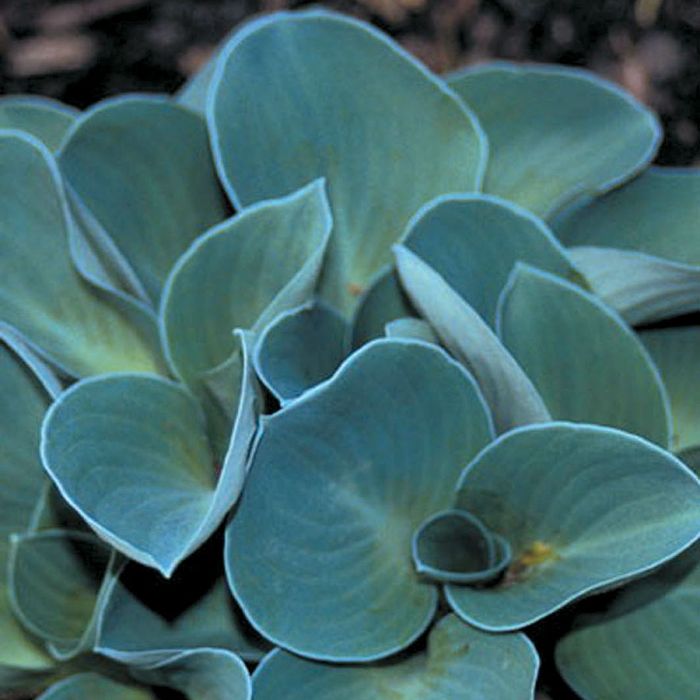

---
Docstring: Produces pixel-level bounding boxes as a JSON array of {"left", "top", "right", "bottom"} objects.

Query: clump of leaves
[{"left": 1, "top": 9, "right": 699, "bottom": 700}]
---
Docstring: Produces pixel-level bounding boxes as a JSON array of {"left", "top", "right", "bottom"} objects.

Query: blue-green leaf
[
  {"left": 254, "top": 303, "right": 348, "bottom": 403},
  {"left": 209, "top": 9, "right": 486, "bottom": 315},
  {"left": 8, "top": 529, "right": 118, "bottom": 660},
  {"left": 160, "top": 180, "right": 331, "bottom": 394},
  {"left": 37, "top": 673, "right": 155, "bottom": 700},
  {"left": 253, "top": 615, "right": 539, "bottom": 700},
  {"left": 402, "top": 194, "right": 577, "bottom": 326},
  {"left": 41, "top": 371, "right": 250, "bottom": 577},
  {"left": 557, "top": 167, "right": 700, "bottom": 323},
  {"left": 497, "top": 265, "right": 670, "bottom": 446},
  {"left": 385, "top": 317, "right": 438, "bottom": 343},
  {"left": 0, "top": 96, "right": 77, "bottom": 150},
  {"left": 225, "top": 339, "right": 493, "bottom": 661},
  {"left": 448, "top": 62, "right": 660, "bottom": 217},
  {"left": 60, "top": 96, "right": 227, "bottom": 306},
  {"left": 0, "top": 131, "right": 163, "bottom": 377},
  {"left": 447, "top": 423, "right": 700, "bottom": 631},
  {"left": 394, "top": 245, "right": 550, "bottom": 433}
]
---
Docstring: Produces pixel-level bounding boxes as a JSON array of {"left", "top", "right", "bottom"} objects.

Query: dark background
[{"left": 1, "top": 0, "right": 699, "bottom": 166}]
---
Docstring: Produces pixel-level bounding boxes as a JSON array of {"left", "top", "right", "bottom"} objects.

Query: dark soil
[{"left": 1, "top": 0, "right": 699, "bottom": 165}]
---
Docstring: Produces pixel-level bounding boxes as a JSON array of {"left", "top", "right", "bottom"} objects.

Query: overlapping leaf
[
  {"left": 37, "top": 673, "right": 155, "bottom": 700},
  {"left": 60, "top": 96, "right": 228, "bottom": 306},
  {"left": 0, "top": 96, "right": 77, "bottom": 150},
  {"left": 446, "top": 423, "right": 700, "bottom": 630},
  {"left": 448, "top": 62, "right": 660, "bottom": 217},
  {"left": 253, "top": 615, "right": 539, "bottom": 700},
  {"left": 498, "top": 265, "right": 670, "bottom": 445},
  {"left": 209, "top": 9, "right": 486, "bottom": 315},
  {"left": 0, "top": 131, "right": 162, "bottom": 377},
  {"left": 557, "top": 167, "right": 700, "bottom": 323},
  {"left": 225, "top": 339, "right": 493, "bottom": 661}
]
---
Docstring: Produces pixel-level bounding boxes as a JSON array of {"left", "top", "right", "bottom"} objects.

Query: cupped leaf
[
  {"left": 97, "top": 575, "right": 269, "bottom": 666},
  {"left": 41, "top": 371, "right": 251, "bottom": 577},
  {"left": 556, "top": 541, "right": 700, "bottom": 700},
  {"left": 351, "top": 267, "right": 415, "bottom": 348},
  {"left": 0, "top": 95, "right": 77, "bottom": 150},
  {"left": 497, "top": 265, "right": 671, "bottom": 446},
  {"left": 0, "top": 130, "right": 162, "bottom": 377},
  {"left": 161, "top": 180, "right": 331, "bottom": 393},
  {"left": 225, "top": 339, "right": 493, "bottom": 662},
  {"left": 557, "top": 167, "right": 700, "bottom": 323},
  {"left": 8, "top": 530, "right": 117, "bottom": 660},
  {"left": 447, "top": 422, "right": 700, "bottom": 631},
  {"left": 59, "top": 96, "right": 227, "bottom": 306},
  {"left": 641, "top": 327, "right": 700, "bottom": 453},
  {"left": 385, "top": 317, "right": 438, "bottom": 343},
  {"left": 412, "top": 510, "right": 511, "bottom": 585},
  {"left": 254, "top": 303, "right": 348, "bottom": 403},
  {"left": 253, "top": 614, "right": 539, "bottom": 700},
  {"left": 0, "top": 342, "right": 55, "bottom": 688},
  {"left": 131, "top": 649, "right": 251, "bottom": 700},
  {"left": 403, "top": 194, "right": 577, "bottom": 326},
  {"left": 394, "top": 245, "right": 550, "bottom": 433},
  {"left": 448, "top": 62, "right": 660, "bottom": 217},
  {"left": 37, "top": 673, "right": 155, "bottom": 700},
  {"left": 209, "top": 9, "right": 486, "bottom": 315}
]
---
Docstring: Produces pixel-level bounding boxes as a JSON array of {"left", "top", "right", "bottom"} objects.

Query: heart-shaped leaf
[
  {"left": 42, "top": 341, "right": 259, "bottom": 577},
  {"left": 446, "top": 422, "right": 700, "bottom": 631},
  {"left": 252, "top": 614, "right": 539, "bottom": 700},
  {"left": 497, "top": 265, "right": 670, "bottom": 446},
  {"left": 8, "top": 529, "right": 118, "bottom": 660},
  {"left": 394, "top": 245, "right": 550, "bottom": 433},
  {"left": 0, "top": 342, "right": 55, "bottom": 690},
  {"left": 37, "top": 673, "right": 155, "bottom": 700},
  {"left": 448, "top": 62, "right": 660, "bottom": 217},
  {"left": 0, "top": 96, "right": 77, "bottom": 150},
  {"left": 351, "top": 268, "right": 415, "bottom": 348},
  {"left": 0, "top": 131, "right": 162, "bottom": 377},
  {"left": 160, "top": 180, "right": 331, "bottom": 394},
  {"left": 225, "top": 339, "right": 493, "bottom": 661},
  {"left": 254, "top": 303, "right": 348, "bottom": 403},
  {"left": 556, "top": 540, "right": 700, "bottom": 700},
  {"left": 402, "top": 194, "right": 577, "bottom": 326},
  {"left": 59, "top": 96, "right": 228, "bottom": 306},
  {"left": 641, "top": 327, "right": 700, "bottom": 454},
  {"left": 556, "top": 167, "right": 700, "bottom": 323},
  {"left": 209, "top": 9, "right": 486, "bottom": 315}
]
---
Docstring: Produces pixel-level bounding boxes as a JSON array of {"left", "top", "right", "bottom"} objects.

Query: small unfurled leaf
[
  {"left": 351, "top": 268, "right": 415, "bottom": 348},
  {"left": 641, "top": 326, "right": 700, "bottom": 454},
  {"left": 384, "top": 317, "right": 438, "bottom": 343},
  {"left": 252, "top": 615, "right": 539, "bottom": 700},
  {"left": 557, "top": 167, "right": 700, "bottom": 323},
  {"left": 60, "top": 96, "right": 228, "bottom": 306},
  {"left": 225, "top": 340, "right": 493, "bottom": 661},
  {"left": 394, "top": 245, "right": 550, "bottom": 433},
  {"left": 402, "top": 194, "right": 577, "bottom": 326},
  {"left": 0, "top": 96, "right": 77, "bottom": 150},
  {"left": 161, "top": 180, "right": 331, "bottom": 393},
  {"left": 254, "top": 303, "right": 348, "bottom": 403},
  {"left": 447, "top": 423, "right": 700, "bottom": 630},
  {"left": 498, "top": 265, "right": 671, "bottom": 445},
  {"left": 41, "top": 365, "right": 255, "bottom": 577},
  {"left": 448, "top": 62, "right": 660, "bottom": 217},
  {"left": 0, "top": 131, "right": 163, "bottom": 377},
  {"left": 8, "top": 529, "right": 117, "bottom": 660},
  {"left": 209, "top": 9, "right": 486, "bottom": 315}
]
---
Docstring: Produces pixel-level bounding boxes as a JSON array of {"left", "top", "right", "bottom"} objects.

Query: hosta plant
[{"left": 1, "top": 9, "right": 700, "bottom": 700}]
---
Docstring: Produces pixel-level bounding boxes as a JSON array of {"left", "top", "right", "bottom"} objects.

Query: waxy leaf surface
[
  {"left": 253, "top": 615, "right": 539, "bottom": 700},
  {"left": 0, "top": 96, "right": 77, "bottom": 150},
  {"left": 38, "top": 674, "right": 155, "bottom": 700},
  {"left": 557, "top": 167, "right": 700, "bottom": 323},
  {"left": 225, "top": 339, "right": 493, "bottom": 661},
  {"left": 448, "top": 62, "right": 660, "bottom": 217},
  {"left": 0, "top": 131, "right": 161, "bottom": 377},
  {"left": 447, "top": 423, "right": 700, "bottom": 630},
  {"left": 60, "top": 96, "right": 227, "bottom": 306},
  {"left": 498, "top": 265, "right": 670, "bottom": 446},
  {"left": 209, "top": 9, "right": 486, "bottom": 315}
]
